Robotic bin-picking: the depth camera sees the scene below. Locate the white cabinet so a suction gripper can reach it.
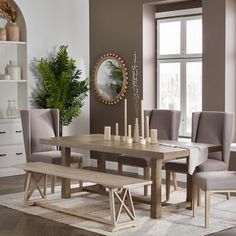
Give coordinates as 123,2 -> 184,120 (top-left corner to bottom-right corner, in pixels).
0,119 -> 26,177
0,3 -> 28,176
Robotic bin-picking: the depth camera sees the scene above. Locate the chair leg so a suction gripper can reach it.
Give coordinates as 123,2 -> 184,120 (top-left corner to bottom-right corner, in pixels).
144,167 -> 150,196
205,191 -> 211,228
78,161 -> 83,189
226,192 -> 230,200
166,170 -> 171,201
198,187 -> 201,206
171,172 -> 178,190
51,176 -> 57,194
192,183 -> 198,217
118,162 -> 123,175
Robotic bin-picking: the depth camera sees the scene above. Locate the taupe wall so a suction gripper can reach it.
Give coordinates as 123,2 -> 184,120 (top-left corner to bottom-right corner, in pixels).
90,0 -> 157,135
90,0 -> 236,140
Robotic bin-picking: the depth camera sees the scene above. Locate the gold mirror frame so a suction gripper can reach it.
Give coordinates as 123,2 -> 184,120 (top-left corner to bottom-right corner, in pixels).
93,53 -> 128,105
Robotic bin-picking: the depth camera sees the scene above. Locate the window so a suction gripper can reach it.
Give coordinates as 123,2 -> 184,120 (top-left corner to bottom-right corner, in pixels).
157,12 -> 202,136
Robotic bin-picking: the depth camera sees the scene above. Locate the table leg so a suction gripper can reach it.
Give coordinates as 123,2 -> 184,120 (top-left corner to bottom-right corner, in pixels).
61,147 -> 71,198
151,159 -> 163,219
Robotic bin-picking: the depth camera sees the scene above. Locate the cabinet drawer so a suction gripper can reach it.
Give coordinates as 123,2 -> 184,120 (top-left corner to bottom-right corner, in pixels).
0,123 -> 23,145
0,145 -> 26,167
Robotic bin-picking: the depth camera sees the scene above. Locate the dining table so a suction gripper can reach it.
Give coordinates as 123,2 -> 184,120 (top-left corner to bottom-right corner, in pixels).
40,134 -> 222,219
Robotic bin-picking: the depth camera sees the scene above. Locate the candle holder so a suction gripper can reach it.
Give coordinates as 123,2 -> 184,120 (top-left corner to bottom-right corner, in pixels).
122,136 -> 127,142
146,137 -> 151,143
133,118 -> 139,143
114,135 -> 120,141
127,138 -> 133,144
139,138 -> 146,145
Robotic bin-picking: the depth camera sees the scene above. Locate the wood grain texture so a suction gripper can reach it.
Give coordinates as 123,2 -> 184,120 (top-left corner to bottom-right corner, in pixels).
15,162 -> 152,189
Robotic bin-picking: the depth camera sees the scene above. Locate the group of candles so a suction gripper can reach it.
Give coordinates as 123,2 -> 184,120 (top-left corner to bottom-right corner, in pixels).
104,99 -> 158,144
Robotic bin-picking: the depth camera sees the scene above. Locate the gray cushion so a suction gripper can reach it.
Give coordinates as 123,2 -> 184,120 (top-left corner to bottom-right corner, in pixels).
165,158 -> 227,173
30,109 -> 56,153
30,151 -> 83,164
194,171 -> 236,191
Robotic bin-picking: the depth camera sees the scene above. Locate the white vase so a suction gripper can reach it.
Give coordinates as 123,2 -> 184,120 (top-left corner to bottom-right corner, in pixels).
6,22 -> 20,41
133,118 -> 140,143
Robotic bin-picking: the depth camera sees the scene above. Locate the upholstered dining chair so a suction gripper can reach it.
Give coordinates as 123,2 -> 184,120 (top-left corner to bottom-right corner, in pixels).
165,111 -> 234,201
118,109 -> 181,196
20,109 -> 84,193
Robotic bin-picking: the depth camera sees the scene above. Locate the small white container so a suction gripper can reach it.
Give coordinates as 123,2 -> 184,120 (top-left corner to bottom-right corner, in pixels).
7,60 -> 21,80
150,129 -> 158,144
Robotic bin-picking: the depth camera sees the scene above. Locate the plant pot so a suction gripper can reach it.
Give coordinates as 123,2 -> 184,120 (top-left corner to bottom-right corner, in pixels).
6,22 -> 20,41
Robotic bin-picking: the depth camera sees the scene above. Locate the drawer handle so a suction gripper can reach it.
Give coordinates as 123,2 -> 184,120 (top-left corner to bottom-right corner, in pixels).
16,130 -> 22,133
0,154 -> 7,157
16,152 -> 23,156
0,131 -> 6,134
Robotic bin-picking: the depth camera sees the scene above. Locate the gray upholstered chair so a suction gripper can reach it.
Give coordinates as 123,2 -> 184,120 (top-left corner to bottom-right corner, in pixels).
118,109 -> 181,196
193,171 -> 236,228
20,109 -> 83,193
165,111 -> 234,201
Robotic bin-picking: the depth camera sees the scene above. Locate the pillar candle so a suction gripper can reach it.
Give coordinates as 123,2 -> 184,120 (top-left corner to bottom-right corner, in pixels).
115,123 -> 119,136
104,126 -> 111,141
150,129 -> 158,144
124,99 -> 127,138
128,125 -> 132,138
146,116 -> 150,139
141,100 -> 144,138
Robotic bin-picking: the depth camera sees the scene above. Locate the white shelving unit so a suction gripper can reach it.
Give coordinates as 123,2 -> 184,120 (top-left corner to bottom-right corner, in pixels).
0,1 -> 28,177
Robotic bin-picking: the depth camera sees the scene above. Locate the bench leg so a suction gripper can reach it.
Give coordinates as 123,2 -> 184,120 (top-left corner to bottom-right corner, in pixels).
24,172 -> 32,206
198,187 -> 201,206
109,188 -> 136,231
205,191 -> 211,228
43,174 -> 47,197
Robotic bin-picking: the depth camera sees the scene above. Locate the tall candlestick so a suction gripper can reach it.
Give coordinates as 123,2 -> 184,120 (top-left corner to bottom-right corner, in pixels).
124,99 -> 127,138
146,116 -> 150,139
128,125 -> 132,138
115,123 -> 119,136
141,100 -> 144,138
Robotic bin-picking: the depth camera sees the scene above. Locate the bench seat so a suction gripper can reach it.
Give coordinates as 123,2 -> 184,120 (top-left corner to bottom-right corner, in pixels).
15,162 -> 152,232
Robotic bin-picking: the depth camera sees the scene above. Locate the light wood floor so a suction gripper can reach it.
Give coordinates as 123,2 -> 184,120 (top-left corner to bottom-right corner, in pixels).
0,174 -> 235,236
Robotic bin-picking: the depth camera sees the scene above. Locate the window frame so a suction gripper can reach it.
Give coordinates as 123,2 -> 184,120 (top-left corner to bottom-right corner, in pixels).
156,12 -> 202,137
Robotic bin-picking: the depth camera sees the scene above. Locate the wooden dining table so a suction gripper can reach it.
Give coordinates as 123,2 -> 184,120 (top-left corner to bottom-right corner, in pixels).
40,134 -> 222,219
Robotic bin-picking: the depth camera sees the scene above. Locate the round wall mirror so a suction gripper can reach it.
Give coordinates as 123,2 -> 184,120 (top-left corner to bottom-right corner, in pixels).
93,53 -> 128,105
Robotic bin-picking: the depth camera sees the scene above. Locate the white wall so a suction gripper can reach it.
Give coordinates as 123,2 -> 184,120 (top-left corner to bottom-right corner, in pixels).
15,0 -> 90,165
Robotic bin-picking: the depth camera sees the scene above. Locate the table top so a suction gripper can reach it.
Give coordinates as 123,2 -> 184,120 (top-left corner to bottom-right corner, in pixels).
40,134 -> 222,161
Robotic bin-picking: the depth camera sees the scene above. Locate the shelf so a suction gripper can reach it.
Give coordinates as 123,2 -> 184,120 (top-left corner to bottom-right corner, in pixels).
0,80 -> 27,83
0,41 -> 26,45
0,118 -> 21,123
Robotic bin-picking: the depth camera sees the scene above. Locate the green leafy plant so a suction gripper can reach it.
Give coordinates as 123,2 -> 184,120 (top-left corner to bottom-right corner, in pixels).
33,45 -> 89,135
106,60 -> 122,94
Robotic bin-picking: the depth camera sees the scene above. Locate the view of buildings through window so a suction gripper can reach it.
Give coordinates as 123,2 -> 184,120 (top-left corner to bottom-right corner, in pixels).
157,12 -> 202,136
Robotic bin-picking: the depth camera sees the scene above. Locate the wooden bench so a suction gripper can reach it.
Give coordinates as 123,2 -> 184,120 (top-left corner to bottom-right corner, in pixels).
15,162 -> 152,232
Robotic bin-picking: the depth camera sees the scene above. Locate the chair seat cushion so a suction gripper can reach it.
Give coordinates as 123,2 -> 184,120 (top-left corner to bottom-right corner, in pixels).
30,151 -> 83,165
118,155 -> 151,167
194,171 -> 236,191
165,158 -> 227,173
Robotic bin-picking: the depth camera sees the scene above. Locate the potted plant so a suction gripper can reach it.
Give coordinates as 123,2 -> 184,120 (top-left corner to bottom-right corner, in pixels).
33,45 -> 89,136
0,1 -> 19,41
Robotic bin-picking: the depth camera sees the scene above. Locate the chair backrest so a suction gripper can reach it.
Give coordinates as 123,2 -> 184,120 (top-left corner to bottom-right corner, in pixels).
20,109 -> 59,161
144,109 -> 181,140
192,111 -> 234,168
